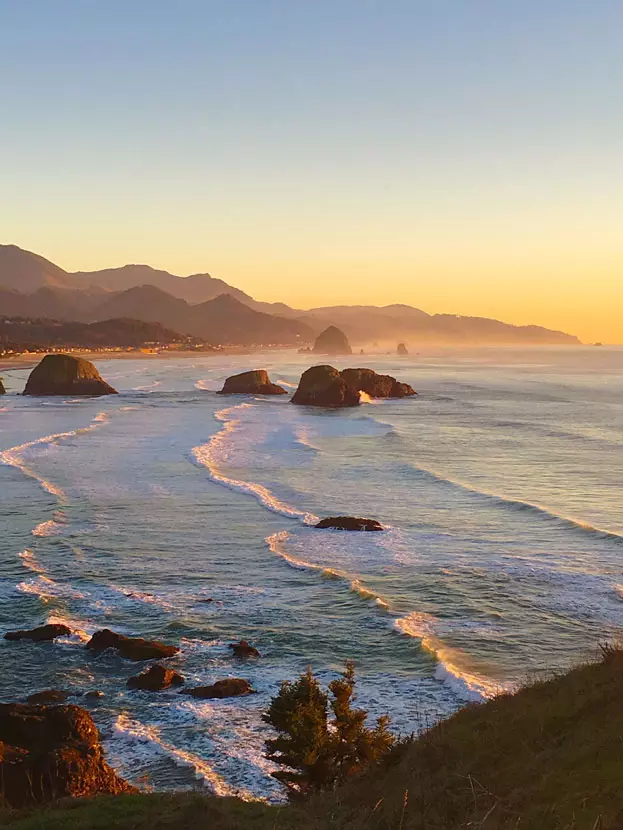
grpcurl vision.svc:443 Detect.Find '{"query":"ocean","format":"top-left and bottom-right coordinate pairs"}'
top-left (1, 346), bottom-right (622, 800)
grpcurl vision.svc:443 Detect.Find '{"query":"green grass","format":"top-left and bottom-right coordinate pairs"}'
top-left (4, 649), bottom-right (623, 829)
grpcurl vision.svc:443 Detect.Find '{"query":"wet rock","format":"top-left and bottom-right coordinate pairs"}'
top-left (182, 678), bottom-right (254, 699)
top-left (291, 365), bottom-right (360, 408)
top-left (127, 664), bottom-right (185, 691)
top-left (218, 369), bottom-right (287, 396)
top-left (0, 703), bottom-right (135, 807)
top-left (23, 354), bottom-right (117, 396)
top-left (5, 623), bottom-right (72, 642)
top-left (313, 325), bottom-right (352, 355)
top-left (27, 690), bottom-right (69, 705)
top-left (315, 516), bottom-right (384, 532)
top-left (86, 629), bottom-right (179, 661)
top-left (229, 640), bottom-right (260, 658)
top-left (340, 368), bottom-right (416, 399)
top-left (84, 691), bottom-right (104, 700)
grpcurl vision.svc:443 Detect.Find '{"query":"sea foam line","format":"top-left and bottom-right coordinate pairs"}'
top-left (191, 404), bottom-right (319, 525)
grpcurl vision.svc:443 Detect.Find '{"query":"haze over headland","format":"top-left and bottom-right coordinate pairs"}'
top-left (1, 2), bottom-right (622, 343)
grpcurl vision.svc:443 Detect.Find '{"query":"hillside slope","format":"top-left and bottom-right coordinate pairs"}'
top-left (3, 650), bottom-right (623, 829)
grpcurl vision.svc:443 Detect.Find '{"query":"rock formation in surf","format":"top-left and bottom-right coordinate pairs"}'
top-left (0, 378), bottom-right (5, 394)
top-left (5, 623), bottom-right (71, 642)
top-left (26, 690), bottom-right (70, 705)
top-left (340, 368), bottom-right (416, 399)
top-left (313, 326), bottom-right (352, 355)
top-left (218, 369), bottom-right (287, 395)
top-left (127, 664), bottom-right (185, 691)
top-left (292, 365), bottom-right (415, 407)
top-left (181, 678), bottom-right (254, 699)
top-left (86, 629), bottom-right (179, 661)
top-left (229, 639), bottom-right (260, 658)
top-left (397, 342), bottom-right (409, 355)
top-left (23, 354), bottom-right (117, 396)
top-left (315, 517), bottom-right (384, 531)
top-left (291, 365), bottom-right (361, 408)
top-left (0, 702), bottom-right (135, 807)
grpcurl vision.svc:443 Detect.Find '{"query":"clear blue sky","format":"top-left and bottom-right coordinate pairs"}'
top-left (1, 1), bottom-right (622, 340)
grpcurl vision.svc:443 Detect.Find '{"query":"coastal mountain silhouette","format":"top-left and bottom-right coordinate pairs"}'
top-left (0, 244), bottom-right (580, 345)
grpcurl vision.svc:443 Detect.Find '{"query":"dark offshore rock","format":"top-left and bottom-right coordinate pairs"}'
top-left (5, 623), bottom-right (72, 642)
top-left (397, 342), bottom-right (409, 355)
top-left (291, 365), bottom-right (361, 408)
top-left (340, 368), bottom-right (416, 399)
top-left (27, 690), bottom-right (70, 706)
top-left (0, 703), bottom-right (135, 807)
top-left (229, 639), bottom-right (260, 658)
top-left (182, 678), bottom-right (254, 699)
top-left (218, 369), bottom-right (287, 396)
top-left (315, 516), bottom-right (384, 532)
top-left (23, 354), bottom-right (117, 396)
top-left (0, 378), bottom-right (5, 394)
top-left (313, 325), bottom-right (352, 355)
top-left (86, 629), bottom-right (179, 661)
top-left (127, 664), bottom-right (185, 691)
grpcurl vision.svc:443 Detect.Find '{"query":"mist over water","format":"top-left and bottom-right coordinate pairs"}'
top-left (1, 347), bottom-right (622, 798)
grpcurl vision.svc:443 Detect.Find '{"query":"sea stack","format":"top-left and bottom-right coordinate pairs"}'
top-left (23, 354), bottom-right (117, 397)
top-left (218, 369), bottom-right (287, 395)
top-left (397, 342), bottom-right (409, 355)
top-left (291, 365), bottom-right (361, 408)
top-left (313, 326), bottom-right (352, 355)
top-left (340, 368), bottom-right (416, 399)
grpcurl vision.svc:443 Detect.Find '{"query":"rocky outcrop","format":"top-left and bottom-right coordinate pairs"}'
top-left (27, 690), bottom-right (70, 705)
top-left (340, 368), bottom-right (416, 399)
top-left (181, 678), bottom-right (254, 699)
top-left (0, 702), bottom-right (135, 807)
top-left (315, 516), bottom-right (384, 532)
top-left (218, 369), bottom-right (287, 396)
top-left (5, 623), bottom-right (71, 642)
top-left (86, 629), bottom-right (179, 661)
top-left (0, 378), bottom-right (5, 394)
top-left (313, 326), bottom-right (352, 355)
top-left (397, 342), bottom-right (409, 355)
top-left (127, 664), bottom-right (185, 691)
top-left (229, 640), bottom-right (260, 658)
top-left (291, 365), bottom-right (361, 408)
top-left (23, 354), bottom-right (117, 396)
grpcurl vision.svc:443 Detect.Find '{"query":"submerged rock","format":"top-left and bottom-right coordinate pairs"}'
top-left (26, 690), bottom-right (70, 706)
top-left (0, 702), bottom-right (135, 807)
top-left (127, 664), bottom-right (185, 691)
top-left (341, 368), bottom-right (416, 399)
top-left (86, 629), bottom-right (179, 661)
top-left (5, 623), bottom-right (72, 642)
top-left (23, 354), bottom-right (117, 396)
top-left (229, 640), bottom-right (260, 658)
top-left (313, 326), bottom-right (352, 355)
top-left (291, 365), bottom-right (360, 408)
top-left (181, 678), bottom-right (254, 699)
top-left (315, 516), bottom-right (384, 532)
top-left (218, 369), bottom-right (287, 396)
top-left (397, 342), bottom-right (409, 355)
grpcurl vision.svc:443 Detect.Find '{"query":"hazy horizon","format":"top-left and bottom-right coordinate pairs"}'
top-left (1, 2), bottom-right (622, 343)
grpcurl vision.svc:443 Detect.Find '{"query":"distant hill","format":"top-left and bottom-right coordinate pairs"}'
top-left (0, 244), bottom-right (581, 345)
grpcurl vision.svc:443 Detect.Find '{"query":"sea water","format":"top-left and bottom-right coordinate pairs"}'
top-left (1, 347), bottom-right (622, 799)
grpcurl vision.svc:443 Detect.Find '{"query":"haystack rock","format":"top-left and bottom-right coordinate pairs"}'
top-left (313, 326), bottom-right (352, 355)
top-left (397, 342), bottom-right (409, 355)
top-left (5, 623), bottom-right (72, 642)
top-left (181, 678), bottom-right (254, 699)
top-left (24, 354), bottom-right (117, 396)
top-left (86, 629), bottom-right (179, 661)
top-left (127, 664), bottom-right (185, 691)
top-left (0, 702), bottom-right (135, 807)
top-left (315, 516), bottom-right (384, 532)
top-left (291, 365), bottom-right (360, 408)
top-left (218, 369), bottom-right (287, 396)
top-left (340, 368), bottom-right (416, 399)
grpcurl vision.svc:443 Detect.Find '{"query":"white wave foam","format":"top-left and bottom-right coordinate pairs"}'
top-left (16, 574), bottom-right (87, 602)
top-left (194, 379), bottom-right (221, 391)
top-left (133, 381), bottom-right (162, 392)
top-left (359, 391), bottom-right (382, 405)
top-left (276, 380), bottom-right (297, 389)
top-left (18, 548), bottom-right (44, 574)
top-left (32, 518), bottom-right (65, 537)
top-left (46, 613), bottom-right (92, 643)
top-left (191, 404), bottom-right (319, 524)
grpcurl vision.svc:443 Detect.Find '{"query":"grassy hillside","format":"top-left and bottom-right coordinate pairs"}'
top-left (3, 649), bottom-right (623, 829)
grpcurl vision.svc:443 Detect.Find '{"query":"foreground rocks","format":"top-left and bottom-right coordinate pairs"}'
top-left (23, 354), bottom-right (117, 396)
top-left (5, 623), bottom-right (71, 642)
top-left (315, 516), bottom-right (384, 532)
top-left (218, 369), bottom-right (287, 396)
top-left (86, 629), bottom-right (179, 661)
top-left (181, 678), bottom-right (254, 699)
top-left (0, 703), bottom-right (135, 807)
top-left (313, 326), bottom-right (352, 355)
top-left (229, 640), bottom-right (260, 658)
top-left (127, 664), bottom-right (185, 691)
top-left (292, 365), bottom-right (416, 407)
top-left (291, 365), bottom-right (361, 408)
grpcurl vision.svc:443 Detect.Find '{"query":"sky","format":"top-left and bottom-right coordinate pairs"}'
top-left (1, 1), bottom-right (622, 343)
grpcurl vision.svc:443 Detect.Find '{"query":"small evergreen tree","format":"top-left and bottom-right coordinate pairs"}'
top-left (263, 661), bottom-right (394, 798)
